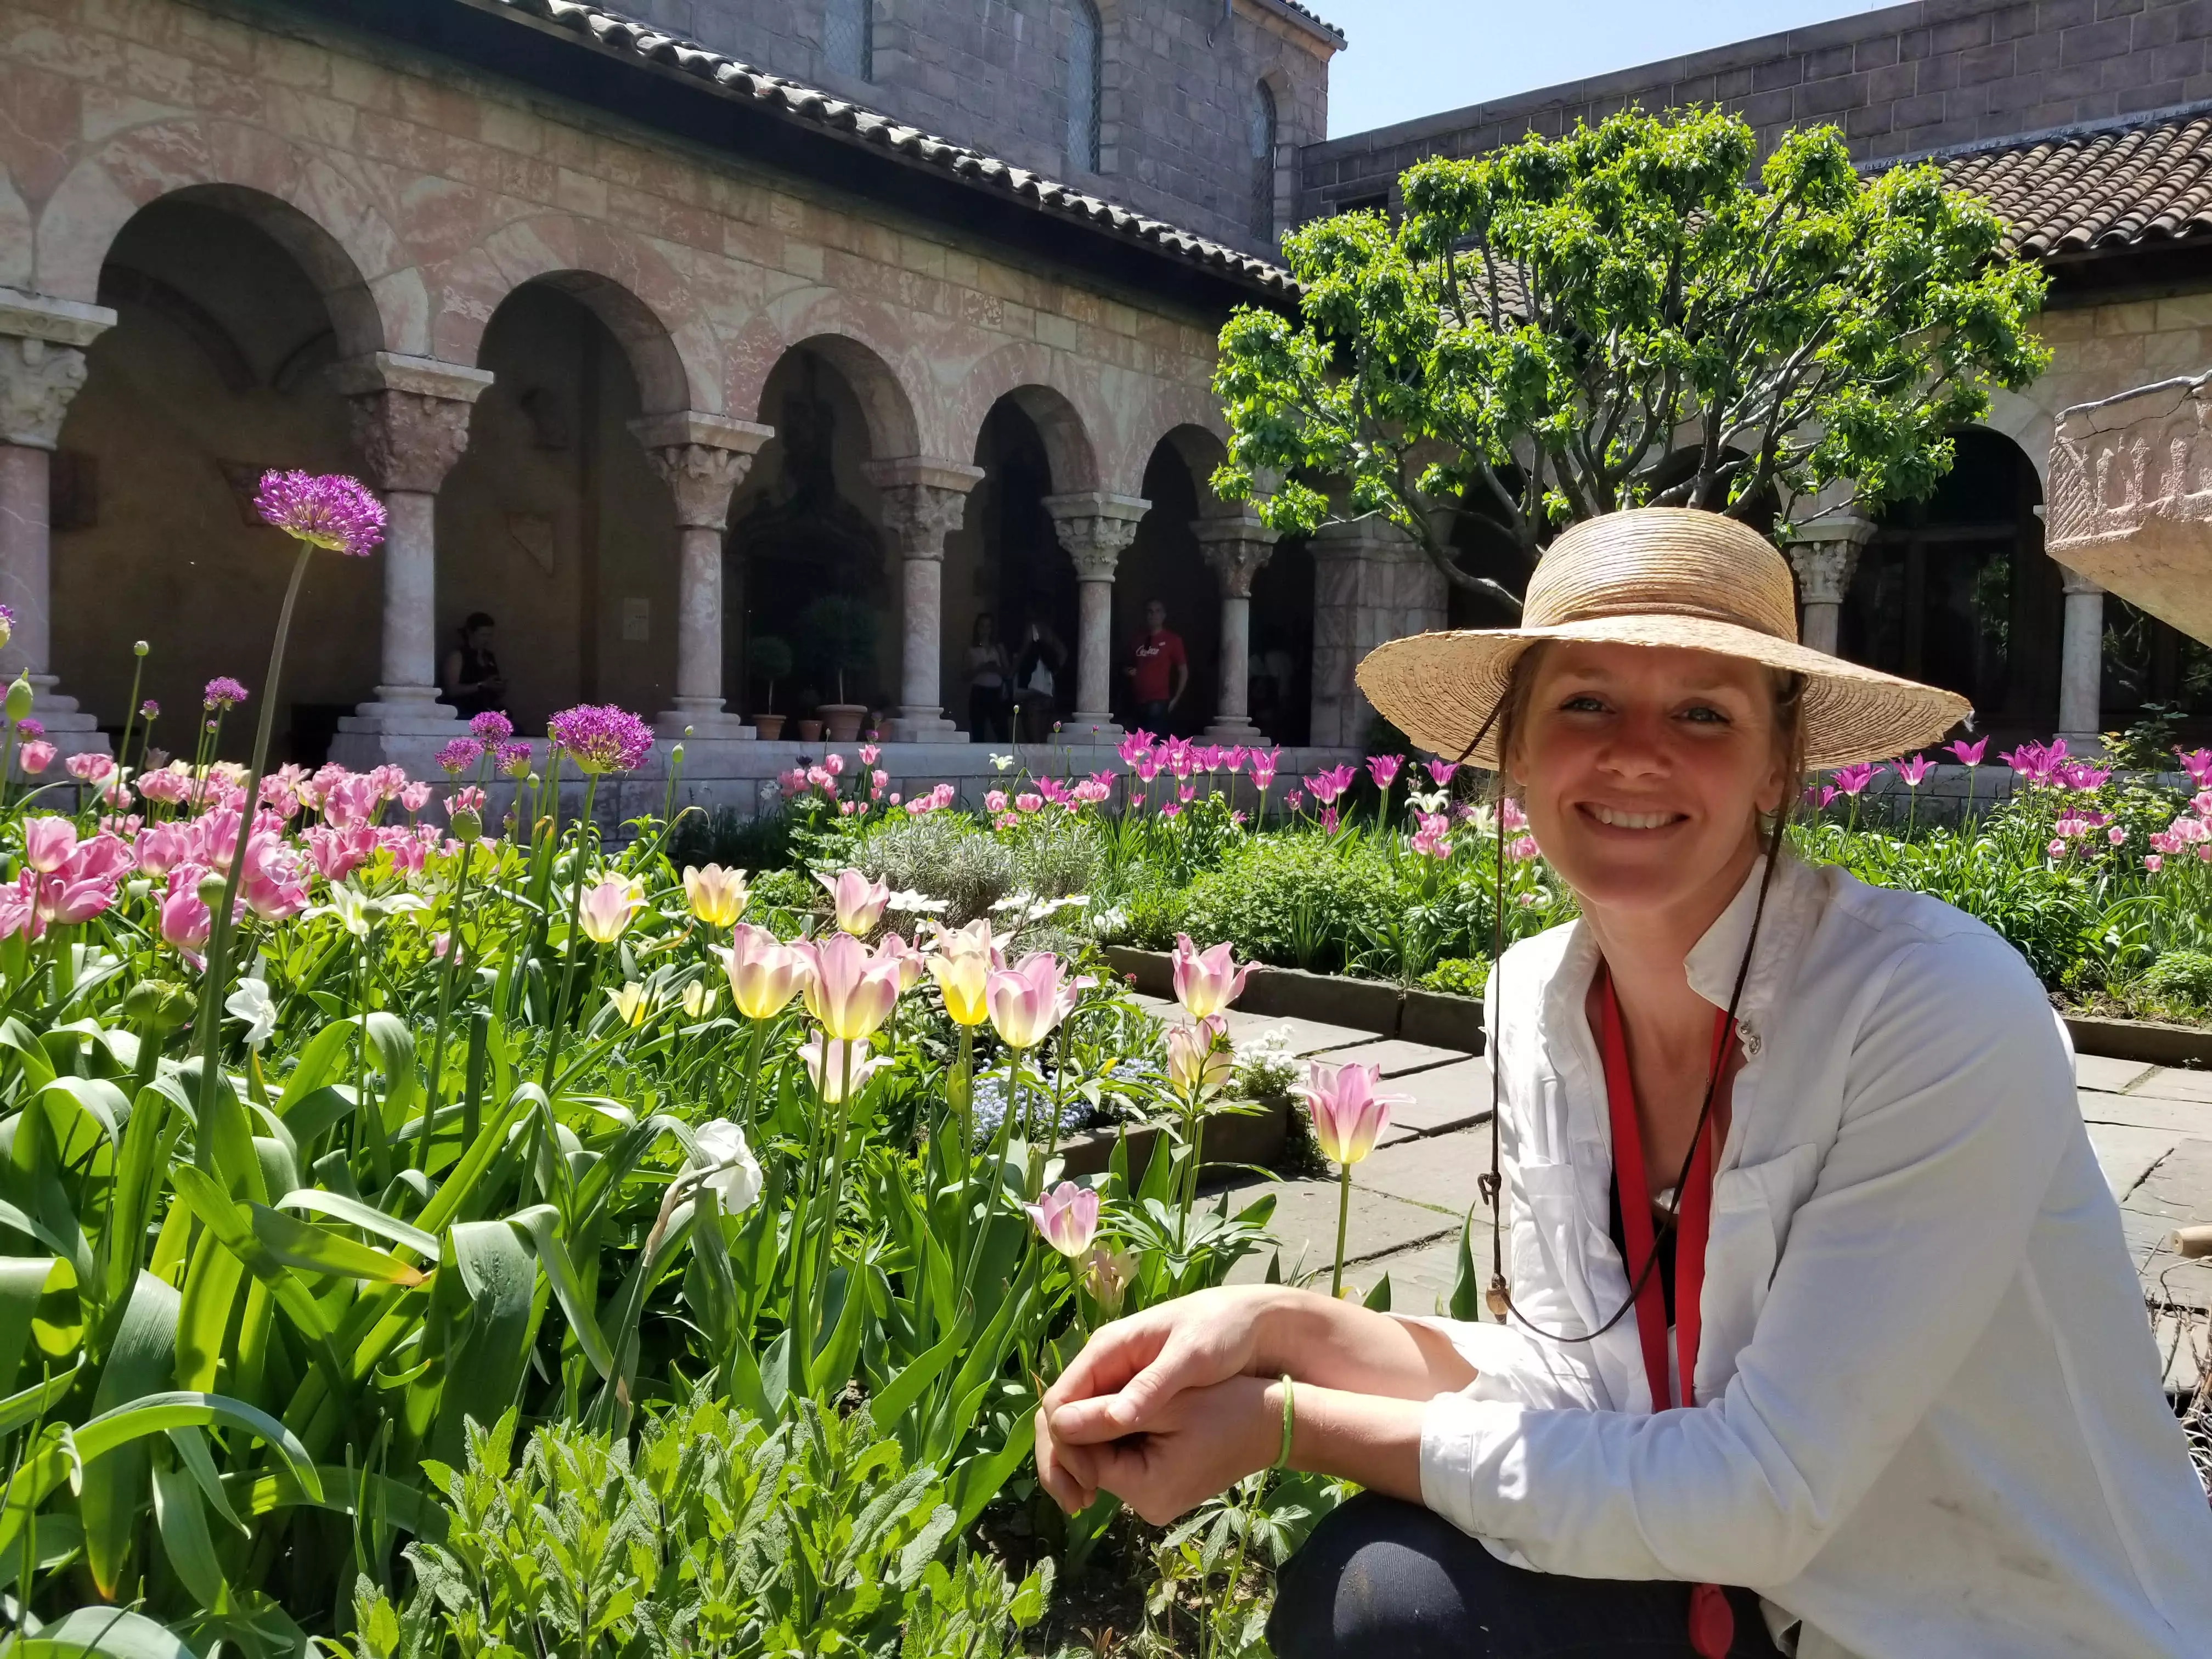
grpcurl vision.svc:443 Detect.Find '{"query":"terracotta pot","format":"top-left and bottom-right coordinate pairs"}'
top-left (795, 719), bottom-right (823, 742)
top-left (752, 713), bottom-right (785, 740)
top-left (820, 703), bottom-right (867, 742)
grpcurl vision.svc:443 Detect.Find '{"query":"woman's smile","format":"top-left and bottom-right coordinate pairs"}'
top-left (1578, 803), bottom-right (1689, 833)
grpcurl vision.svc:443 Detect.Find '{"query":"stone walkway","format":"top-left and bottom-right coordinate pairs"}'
top-left (1136, 1001), bottom-right (2212, 1395)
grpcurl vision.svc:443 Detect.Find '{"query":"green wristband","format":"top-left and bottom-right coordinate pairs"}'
top-left (1273, 1373), bottom-right (1296, 1471)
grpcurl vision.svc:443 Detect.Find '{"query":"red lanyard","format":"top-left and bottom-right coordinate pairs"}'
top-left (1597, 969), bottom-right (1738, 1659)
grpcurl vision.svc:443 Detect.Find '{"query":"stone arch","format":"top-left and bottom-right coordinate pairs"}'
top-left (958, 346), bottom-right (1104, 490)
top-left (728, 293), bottom-right (928, 458)
top-left (1982, 386), bottom-right (2053, 486)
top-left (1103, 400), bottom-right (1228, 501)
top-left (1159, 422), bottom-right (1233, 511)
top-left (432, 215), bottom-right (708, 415)
top-left (35, 121), bottom-right (408, 358)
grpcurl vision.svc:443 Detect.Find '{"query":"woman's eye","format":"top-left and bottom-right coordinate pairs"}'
top-left (1680, 705), bottom-right (1729, 724)
top-left (1560, 695), bottom-right (1606, 713)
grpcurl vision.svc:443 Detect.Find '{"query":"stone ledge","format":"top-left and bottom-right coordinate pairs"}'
top-left (1103, 945), bottom-right (1486, 1054)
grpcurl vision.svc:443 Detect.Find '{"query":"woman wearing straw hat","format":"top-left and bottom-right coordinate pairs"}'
top-left (1036, 508), bottom-right (2212, 1658)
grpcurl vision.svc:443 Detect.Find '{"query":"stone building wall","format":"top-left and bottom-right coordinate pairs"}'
top-left (0, 0), bottom-right (1375, 793)
top-left (1302, 0), bottom-right (2212, 218)
top-left (624, 0), bottom-right (1337, 252)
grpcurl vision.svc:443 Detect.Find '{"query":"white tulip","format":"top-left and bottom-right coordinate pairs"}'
top-left (691, 1118), bottom-right (763, 1216)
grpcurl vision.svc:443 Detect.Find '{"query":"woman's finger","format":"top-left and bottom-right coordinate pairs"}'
top-left (1041, 1314), bottom-right (1167, 1413)
top-left (1032, 1408), bottom-right (1091, 1514)
top-left (1049, 1332), bottom-right (1207, 1443)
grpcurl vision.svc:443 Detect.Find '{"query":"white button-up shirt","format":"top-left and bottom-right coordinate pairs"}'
top-left (1411, 854), bottom-right (2212, 1658)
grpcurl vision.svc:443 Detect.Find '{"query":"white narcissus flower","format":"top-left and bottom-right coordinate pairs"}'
top-left (692, 1118), bottom-right (763, 1216)
top-left (225, 976), bottom-right (278, 1049)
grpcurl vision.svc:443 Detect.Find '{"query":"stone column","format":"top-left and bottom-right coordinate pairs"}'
top-left (0, 289), bottom-right (117, 754)
top-left (1783, 510), bottom-right (1874, 656)
top-left (1043, 491), bottom-right (1149, 739)
top-left (864, 458), bottom-right (983, 741)
top-left (630, 412), bottom-right (774, 739)
top-left (331, 353), bottom-right (493, 748)
top-left (1194, 514), bottom-right (1277, 742)
top-left (1308, 517), bottom-right (1448, 749)
top-left (2057, 563), bottom-right (2106, 749)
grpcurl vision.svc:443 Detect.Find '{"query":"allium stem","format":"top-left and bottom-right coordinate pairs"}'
top-left (194, 540), bottom-right (312, 1130)
top-left (114, 649), bottom-right (146, 807)
top-left (419, 841), bottom-right (476, 1166)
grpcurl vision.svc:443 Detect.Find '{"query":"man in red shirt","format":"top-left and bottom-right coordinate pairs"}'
top-left (1126, 598), bottom-right (1188, 730)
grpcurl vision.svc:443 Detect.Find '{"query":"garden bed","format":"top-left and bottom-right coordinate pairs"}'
top-left (1105, 946), bottom-right (1486, 1053)
top-left (1057, 1095), bottom-right (1293, 1181)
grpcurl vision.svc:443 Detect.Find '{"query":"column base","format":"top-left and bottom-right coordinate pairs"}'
top-left (1065, 711), bottom-right (1123, 743)
top-left (885, 708), bottom-right (960, 741)
top-left (1203, 716), bottom-right (1264, 743)
top-left (16, 677), bottom-right (106, 757)
top-left (2055, 731), bottom-right (2111, 758)
top-left (656, 706), bottom-right (754, 741)
top-left (337, 685), bottom-right (465, 735)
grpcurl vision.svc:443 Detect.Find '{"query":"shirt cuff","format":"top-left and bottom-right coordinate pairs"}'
top-left (1418, 1389), bottom-right (1526, 1540)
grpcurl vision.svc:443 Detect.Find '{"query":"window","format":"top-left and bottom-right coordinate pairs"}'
top-left (1068, 0), bottom-right (1101, 172)
top-left (825, 0), bottom-right (871, 78)
top-left (1251, 81), bottom-right (1279, 241)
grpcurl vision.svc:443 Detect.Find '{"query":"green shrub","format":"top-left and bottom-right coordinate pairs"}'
top-left (1175, 837), bottom-right (1401, 974)
top-left (2141, 949), bottom-right (2212, 1012)
top-left (362, 1396), bottom-right (1052, 1659)
top-left (849, 812), bottom-right (1013, 922)
top-left (1007, 814), bottom-right (1104, 900)
top-left (1420, 957), bottom-right (1492, 1000)
top-left (668, 803), bottom-right (796, 873)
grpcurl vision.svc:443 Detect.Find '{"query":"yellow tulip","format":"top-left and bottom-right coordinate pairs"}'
top-left (682, 863), bottom-right (748, 929)
top-left (608, 981), bottom-right (655, 1028)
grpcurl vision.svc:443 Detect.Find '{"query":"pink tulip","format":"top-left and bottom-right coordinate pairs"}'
top-left (817, 867), bottom-right (889, 935)
top-left (64, 833), bottom-right (131, 888)
top-left (796, 930), bottom-right (904, 1041)
top-left (1296, 1061), bottom-right (1406, 1166)
top-left (159, 869), bottom-right (211, 952)
top-left (21, 817), bottom-right (77, 874)
top-left (1831, 763), bottom-right (1881, 797)
top-left (1896, 755), bottom-right (1934, 787)
top-left (798, 1034), bottom-right (886, 1103)
top-left (1946, 738), bottom-right (1987, 767)
top-left (1171, 934), bottom-right (1250, 1019)
top-left (0, 872), bottom-right (42, 941)
top-left (14, 740), bottom-right (54, 777)
top-left (1165, 1014), bottom-right (1233, 1094)
top-left (1024, 1181), bottom-right (1101, 1257)
top-left (133, 821), bottom-right (191, 877)
top-left (1367, 754), bottom-right (1402, 789)
top-left (723, 922), bottom-right (808, 1020)
top-left (240, 837), bottom-right (308, 920)
top-left (985, 951), bottom-right (1069, 1050)
top-left (65, 752), bottom-right (113, 785)
top-left (576, 874), bottom-right (644, 944)
top-left (1425, 760), bottom-right (1458, 787)
top-left (874, 929), bottom-right (926, 992)
top-left (1250, 749), bottom-right (1280, 791)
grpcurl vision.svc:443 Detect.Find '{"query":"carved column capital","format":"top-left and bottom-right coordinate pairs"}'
top-left (1044, 490), bottom-right (1150, 580)
top-left (1193, 514), bottom-right (1278, 598)
top-left (629, 411), bottom-right (774, 531)
top-left (1784, 511), bottom-right (1875, 609)
top-left (331, 354), bottom-right (496, 494)
top-left (867, 458), bottom-right (984, 559)
top-left (2058, 562), bottom-right (2104, 599)
top-left (0, 337), bottom-right (90, 452)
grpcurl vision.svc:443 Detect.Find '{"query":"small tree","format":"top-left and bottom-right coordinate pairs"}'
top-left (797, 595), bottom-right (878, 706)
top-left (1212, 108), bottom-right (2052, 610)
top-left (749, 633), bottom-right (794, 713)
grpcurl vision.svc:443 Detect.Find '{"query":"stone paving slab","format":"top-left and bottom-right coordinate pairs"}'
top-left (1215, 1008), bottom-right (1384, 1056)
top-left (1223, 1172), bottom-right (1464, 1286)
top-left (1358, 1133), bottom-right (1496, 1219)
top-left (1378, 1057), bottom-right (1495, 1146)
top-left (2087, 1122), bottom-right (2188, 1200)
top-left (2078, 1090), bottom-right (2210, 1135)
top-left (1310, 1036), bottom-right (1470, 1076)
top-left (2125, 1066), bottom-right (2212, 1103)
top-left (2076, 1054), bottom-right (2157, 1094)
top-left (2120, 1138), bottom-right (2212, 1316)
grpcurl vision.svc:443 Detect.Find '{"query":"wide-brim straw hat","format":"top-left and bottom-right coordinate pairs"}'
top-left (1357, 507), bottom-right (1971, 769)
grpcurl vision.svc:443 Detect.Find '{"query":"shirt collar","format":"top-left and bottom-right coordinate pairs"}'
top-left (1683, 851), bottom-right (1821, 1054)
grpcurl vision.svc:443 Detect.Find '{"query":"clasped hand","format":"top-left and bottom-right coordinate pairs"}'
top-left (1032, 1287), bottom-right (1282, 1526)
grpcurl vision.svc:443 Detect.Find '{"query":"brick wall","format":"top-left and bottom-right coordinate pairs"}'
top-left (623, 0), bottom-right (1335, 251)
top-left (1301, 0), bottom-right (2212, 221)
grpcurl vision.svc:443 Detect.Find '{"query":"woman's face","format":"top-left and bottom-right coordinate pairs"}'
top-left (1507, 641), bottom-right (1787, 920)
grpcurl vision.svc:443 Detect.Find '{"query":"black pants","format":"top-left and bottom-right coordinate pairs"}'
top-left (1269, 1494), bottom-right (1785, 1658)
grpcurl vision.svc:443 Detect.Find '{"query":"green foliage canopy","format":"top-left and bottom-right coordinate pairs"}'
top-left (1211, 107), bottom-right (2053, 606)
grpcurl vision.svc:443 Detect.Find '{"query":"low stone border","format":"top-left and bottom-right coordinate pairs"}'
top-left (1056, 1095), bottom-right (1291, 1182)
top-left (1104, 946), bottom-right (1485, 1053)
top-left (2063, 1014), bottom-right (2212, 1070)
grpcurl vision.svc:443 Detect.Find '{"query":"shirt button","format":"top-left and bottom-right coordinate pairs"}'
top-left (1742, 1032), bottom-right (1764, 1058)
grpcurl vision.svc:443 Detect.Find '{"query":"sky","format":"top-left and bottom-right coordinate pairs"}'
top-left (1318, 1), bottom-right (1892, 138)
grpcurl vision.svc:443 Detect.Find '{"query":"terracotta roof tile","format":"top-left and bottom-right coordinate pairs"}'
top-left (1935, 112), bottom-right (2212, 258)
top-left (491, 0), bottom-right (1296, 295)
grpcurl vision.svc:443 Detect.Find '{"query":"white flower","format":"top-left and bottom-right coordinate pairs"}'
top-left (1090, 905), bottom-right (1129, 940)
top-left (990, 753), bottom-right (1015, 772)
top-left (314, 884), bottom-right (429, 938)
top-left (224, 975), bottom-right (278, 1049)
top-left (990, 889), bottom-right (1040, 914)
top-left (692, 1119), bottom-right (763, 1216)
top-left (885, 889), bottom-right (950, 914)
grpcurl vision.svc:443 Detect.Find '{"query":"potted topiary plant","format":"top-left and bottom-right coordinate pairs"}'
top-left (749, 634), bottom-right (793, 740)
top-left (799, 595), bottom-right (877, 743)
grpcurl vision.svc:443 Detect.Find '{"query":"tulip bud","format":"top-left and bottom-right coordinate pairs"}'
top-left (4, 676), bottom-right (33, 723)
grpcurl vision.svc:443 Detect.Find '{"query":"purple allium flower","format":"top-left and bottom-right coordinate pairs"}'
top-left (139, 700), bottom-right (159, 719)
top-left (13, 719), bottom-right (41, 739)
top-left (253, 470), bottom-right (387, 557)
top-left (203, 676), bottom-right (250, 712)
top-left (496, 741), bottom-right (533, 778)
top-left (436, 736), bottom-right (484, 776)
top-left (547, 703), bottom-right (653, 775)
top-left (470, 710), bottom-right (514, 742)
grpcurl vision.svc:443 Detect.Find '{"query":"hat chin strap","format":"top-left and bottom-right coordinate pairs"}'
top-left (1459, 695), bottom-right (1790, 1341)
